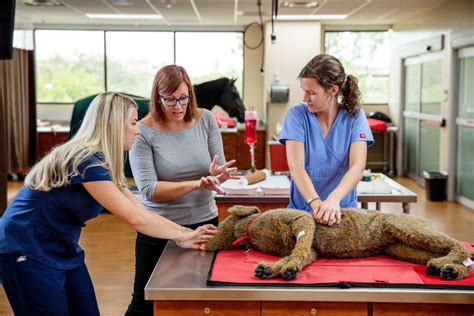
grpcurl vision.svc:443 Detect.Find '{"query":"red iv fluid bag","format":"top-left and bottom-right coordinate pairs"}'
top-left (245, 111), bottom-right (257, 144)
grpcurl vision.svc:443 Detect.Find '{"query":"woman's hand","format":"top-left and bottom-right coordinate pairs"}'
top-left (312, 197), bottom-right (341, 226)
top-left (176, 224), bottom-right (219, 249)
top-left (197, 175), bottom-right (225, 194)
top-left (209, 155), bottom-right (241, 183)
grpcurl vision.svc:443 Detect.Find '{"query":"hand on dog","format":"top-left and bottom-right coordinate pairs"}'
top-left (176, 224), bottom-right (219, 250)
top-left (312, 198), bottom-right (341, 226)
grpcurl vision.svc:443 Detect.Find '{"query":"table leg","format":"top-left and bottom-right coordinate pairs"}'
top-left (361, 202), bottom-right (368, 210)
top-left (376, 202), bottom-right (381, 211)
top-left (402, 202), bottom-right (410, 214)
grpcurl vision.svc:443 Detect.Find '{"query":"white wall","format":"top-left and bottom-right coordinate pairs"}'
top-left (262, 21), bottom-right (321, 165)
top-left (243, 25), bottom-right (264, 114)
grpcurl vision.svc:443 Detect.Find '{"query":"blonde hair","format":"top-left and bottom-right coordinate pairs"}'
top-left (25, 92), bottom-right (138, 191)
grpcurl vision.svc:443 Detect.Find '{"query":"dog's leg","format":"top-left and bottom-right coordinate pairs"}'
top-left (255, 214), bottom-right (316, 280)
top-left (385, 216), bottom-right (471, 280)
top-left (385, 243), bottom-right (439, 264)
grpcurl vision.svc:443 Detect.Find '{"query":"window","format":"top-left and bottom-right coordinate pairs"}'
top-left (35, 30), bottom-right (243, 103)
top-left (325, 31), bottom-right (391, 104)
top-left (36, 30), bottom-right (105, 103)
top-left (105, 31), bottom-right (174, 97)
top-left (175, 32), bottom-right (244, 95)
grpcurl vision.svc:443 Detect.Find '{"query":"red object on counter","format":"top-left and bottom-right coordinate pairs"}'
top-left (367, 118), bottom-right (387, 132)
top-left (269, 141), bottom-right (289, 173)
top-left (213, 113), bottom-right (235, 128)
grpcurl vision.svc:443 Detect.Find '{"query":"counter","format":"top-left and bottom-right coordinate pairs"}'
top-left (215, 174), bottom-right (417, 221)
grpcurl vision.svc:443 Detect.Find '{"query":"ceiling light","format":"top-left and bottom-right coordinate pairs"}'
top-left (281, 1), bottom-right (318, 8)
top-left (161, 0), bottom-right (175, 9)
top-left (276, 14), bottom-right (347, 21)
top-left (22, 0), bottom-right (62, 6)
top-left (86, 14), bottom-right (162, 20)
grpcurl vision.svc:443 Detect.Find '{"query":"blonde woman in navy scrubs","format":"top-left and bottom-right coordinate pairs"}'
top-left (0, 92), bottom-right (217, 316)
top-left (280, 54), bottom-right (374, 227)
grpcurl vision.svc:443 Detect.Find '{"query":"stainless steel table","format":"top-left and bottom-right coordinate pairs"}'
top-left (145, 242), bottom-right (474, 315)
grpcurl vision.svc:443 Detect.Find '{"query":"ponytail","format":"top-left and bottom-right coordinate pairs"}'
top-left (340, 74), bottom-right (362, 116)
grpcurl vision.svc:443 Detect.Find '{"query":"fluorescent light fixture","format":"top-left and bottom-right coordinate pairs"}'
top-left (276, 14), bottom-right (347, 21)
top-left (86, 14), bottom-right (162, 20)
top-left (281, 1), bottom-right (319, 8)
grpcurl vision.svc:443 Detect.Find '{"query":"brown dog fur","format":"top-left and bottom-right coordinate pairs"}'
top-left (204, 206), bottom-right (473, 281)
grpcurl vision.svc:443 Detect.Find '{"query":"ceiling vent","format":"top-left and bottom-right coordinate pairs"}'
top-left (22, 0), bottom-right (62, 6)
top-left (281, 1), bottom-right (319, 8)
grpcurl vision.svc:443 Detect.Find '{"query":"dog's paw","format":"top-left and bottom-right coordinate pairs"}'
top-left (282, 268), bottom-right (298, 281)
top-left (440, 265), bottom-right (458, 280)
top-left (426, 264), bottom-right (440, 276)
top-left (440, 263), bottom-right (470, 280)
top-left (255, 264), bottom-right (273, 279)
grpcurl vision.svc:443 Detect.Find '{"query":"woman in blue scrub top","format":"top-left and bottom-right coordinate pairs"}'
top-left (280, 54), bottom-right (374, 227)
top-left (0, 92), bottom-right (217, 316)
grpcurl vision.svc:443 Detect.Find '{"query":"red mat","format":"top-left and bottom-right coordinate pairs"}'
top-left (207, 243), bottom-right (474, 289)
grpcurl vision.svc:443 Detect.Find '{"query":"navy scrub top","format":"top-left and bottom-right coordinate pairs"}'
top-left (0, 153), bottom-right (112, 270)
top-left (279, 104), bottom-right (374, 211)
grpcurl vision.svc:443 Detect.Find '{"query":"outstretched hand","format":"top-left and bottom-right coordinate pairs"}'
top-left (176, 224), bottom-right (219, 249)
top-left (209, 155), bottom-right (241, 183)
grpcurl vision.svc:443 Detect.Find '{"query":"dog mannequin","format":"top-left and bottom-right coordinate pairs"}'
top-left (203, 206), bottom-right (472, 281)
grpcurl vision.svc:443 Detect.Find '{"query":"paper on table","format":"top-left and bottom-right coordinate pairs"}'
top-left (220, 173), bottom-right (290, 196)
top-left (357, 177), bottom-right (393, 194)
top-left (258, 175), bottom-right (291, 196)
top-left (220, 178), bottom-right (258, 196)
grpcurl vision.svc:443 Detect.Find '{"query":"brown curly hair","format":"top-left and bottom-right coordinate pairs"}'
top-left (298, 54), bottom-right (361, 117)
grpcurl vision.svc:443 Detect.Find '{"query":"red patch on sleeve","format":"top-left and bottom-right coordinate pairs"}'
top-left (360, 133), bottom-right (366, 139)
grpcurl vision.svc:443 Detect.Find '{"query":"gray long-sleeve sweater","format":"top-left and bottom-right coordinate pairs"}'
top-left (129, 109), bottom-right (225, 225)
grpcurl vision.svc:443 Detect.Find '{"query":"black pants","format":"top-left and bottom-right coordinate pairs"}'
top-left (125, 216), bottom-right (218, 316)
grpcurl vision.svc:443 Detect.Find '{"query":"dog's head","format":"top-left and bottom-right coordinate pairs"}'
top-left (203, 205), bottom-right (260, 251)
top-left (227, 205), bottom-right (260, 218)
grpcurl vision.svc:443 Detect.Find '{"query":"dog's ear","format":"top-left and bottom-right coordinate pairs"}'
top-left (227, 205), bottom-right (260, 217)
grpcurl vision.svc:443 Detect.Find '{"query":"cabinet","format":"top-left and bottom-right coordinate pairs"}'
top-left (37, 130), bottom-right (69, 160)
top-left (262, 301), bottom-right (368, 316)
top-left (155, 301), bottom-right (260, 316)
top-left (154, 301), bottom-right (474, 316)
top-left (221, 129), bottom-right (266, 170)
top-left (373, 303), bottom-right (474, 315)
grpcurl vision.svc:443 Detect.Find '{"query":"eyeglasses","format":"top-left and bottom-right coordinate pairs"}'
top-left (160, 95), bottom-right (191, 107)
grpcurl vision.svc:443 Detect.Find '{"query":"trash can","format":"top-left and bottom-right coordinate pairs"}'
top-left (423, 171), bottom-right (448, 201)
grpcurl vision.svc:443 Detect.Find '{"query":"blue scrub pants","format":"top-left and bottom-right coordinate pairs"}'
top-left (0, 254), bottom-right (99, 316)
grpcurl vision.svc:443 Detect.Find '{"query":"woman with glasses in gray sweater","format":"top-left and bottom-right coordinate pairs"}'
top-left (126, 65), bottom-right (239, 316)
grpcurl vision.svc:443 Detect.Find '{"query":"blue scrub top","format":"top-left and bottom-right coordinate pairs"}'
top-left (0, 153), bottom-right (112, 270)
top-left (279, 103), bottom-right (374, 212)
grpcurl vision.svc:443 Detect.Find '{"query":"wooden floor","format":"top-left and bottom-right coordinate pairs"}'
top-left (1, 177), bottom-right (473, 315)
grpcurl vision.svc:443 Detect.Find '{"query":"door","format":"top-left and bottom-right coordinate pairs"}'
top-left (403, 53), bottom-right (444, 183)
top-left (456, 46), bottom-right (474, 209)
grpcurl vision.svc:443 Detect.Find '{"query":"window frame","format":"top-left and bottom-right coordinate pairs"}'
top-left (34, 28), bottom-right (245, 105)
top-left (323, 28), bottom-right (391, 105)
